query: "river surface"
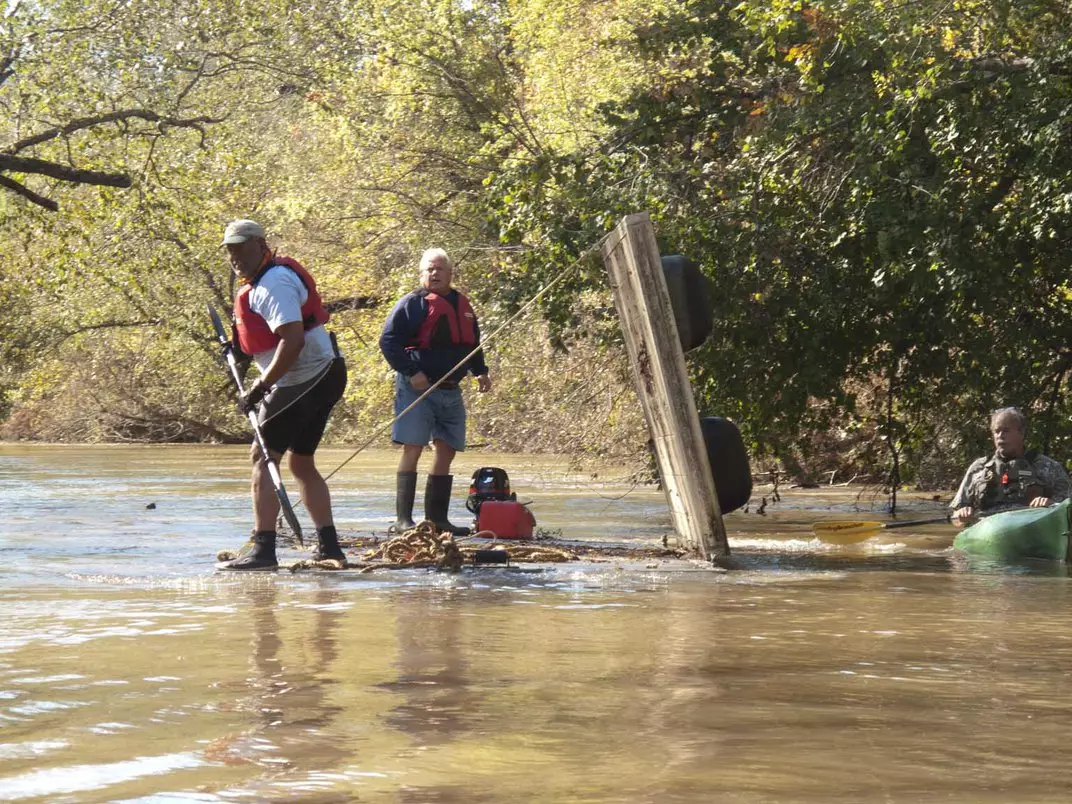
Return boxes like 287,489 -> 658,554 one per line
2,444 -> 1072,803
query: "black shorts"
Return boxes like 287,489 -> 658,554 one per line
257,359 -> 347,456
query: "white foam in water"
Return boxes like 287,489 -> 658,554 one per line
0,740 -> 68,760
729,537 -> 842,551
0,751 -> 204,799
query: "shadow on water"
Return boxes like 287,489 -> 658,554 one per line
726,546 -> 1071,578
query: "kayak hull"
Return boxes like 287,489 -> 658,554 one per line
953,499 -> 1071,562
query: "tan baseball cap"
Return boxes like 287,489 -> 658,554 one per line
221,219 -> 266,246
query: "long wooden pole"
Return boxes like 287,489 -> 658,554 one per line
601,213 -> 729,561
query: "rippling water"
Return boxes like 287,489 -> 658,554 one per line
3,444 -> 1072,803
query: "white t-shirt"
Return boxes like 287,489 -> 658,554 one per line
248,265 -> 334,387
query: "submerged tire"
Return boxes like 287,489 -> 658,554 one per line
700,416 -> 752,514
661,255 -> 714,352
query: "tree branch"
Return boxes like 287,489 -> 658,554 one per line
0,174 -> 58,210
0,51 -> 16,89
323,296 -> 381,313
0,153 -> 131,186
53,319 -> 163,346
4,109 -> 221,153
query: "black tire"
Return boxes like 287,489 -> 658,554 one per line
700,416 -> 752,514
661,255 -> 714,352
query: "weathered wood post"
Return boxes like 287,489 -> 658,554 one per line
601,212 -> 729,562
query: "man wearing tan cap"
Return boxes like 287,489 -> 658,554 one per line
218,219 -> 347,570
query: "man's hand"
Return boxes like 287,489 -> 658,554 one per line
409,372 -> 430,391
477,374 -> 492,393
952,506 -> 975,528
238,380 -> 268,414
228,325 -> 250,361
1030,496 -> 1052,508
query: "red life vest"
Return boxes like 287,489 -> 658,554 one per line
233,256 -> 329,355
407,291 -> 477,350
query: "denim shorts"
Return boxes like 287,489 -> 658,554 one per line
392,373 -> 467,451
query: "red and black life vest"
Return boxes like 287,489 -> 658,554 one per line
233,256 -> 329,355
406,291 -> 477,350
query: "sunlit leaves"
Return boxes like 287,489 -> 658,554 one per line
4,0 -> 1072,480
486,0 -> 1072,480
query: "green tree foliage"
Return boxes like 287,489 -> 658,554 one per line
486,0 -> 1072,483
3,0 -> 1072,488
0,0 -> 362,434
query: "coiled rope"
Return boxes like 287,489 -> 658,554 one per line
216,521 -> 687,572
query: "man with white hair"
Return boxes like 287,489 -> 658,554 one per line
217,218 -> 348,569
951,406 -> 1070,527
379,248 -> 491,535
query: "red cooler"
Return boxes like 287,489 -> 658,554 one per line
477,501 -> 536,540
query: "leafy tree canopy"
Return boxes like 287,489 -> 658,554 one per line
3,0 -> 1072,490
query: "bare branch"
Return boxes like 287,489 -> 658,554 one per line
323,296 -> 381,314
0,52 -> 16,88
55,319 -> 163,343
0,153 -> 131,186
0,173 -> 58,210
4,109 -> 222,154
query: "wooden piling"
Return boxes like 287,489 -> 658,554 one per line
601,213 -> 729,561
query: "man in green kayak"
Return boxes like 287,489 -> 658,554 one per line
951,407 -> 1071,527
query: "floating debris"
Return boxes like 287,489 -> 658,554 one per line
217,520 -> 689,573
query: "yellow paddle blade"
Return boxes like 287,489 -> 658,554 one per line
811,520 -> 884,544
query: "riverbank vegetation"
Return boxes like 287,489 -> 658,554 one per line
3,0 -> 1071,490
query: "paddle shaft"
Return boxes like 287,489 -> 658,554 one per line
811,507 -> 1022,543
886,507 -> 1023,529
881,515 -> 952,530
208,305 -> 304,545
825,507 -> 1014,533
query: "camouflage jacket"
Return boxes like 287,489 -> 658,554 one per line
950,451 -> 1071,511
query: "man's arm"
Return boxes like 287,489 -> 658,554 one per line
950,459 -> 986,526
1040,456 -> 1071,504
468,316 -> 489,378
242,272 -> 307,404
950,459 -> 984,510
257,322 -> 305,388
379,294 -> 423,376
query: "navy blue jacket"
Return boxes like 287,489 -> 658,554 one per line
379,289 -> 488,384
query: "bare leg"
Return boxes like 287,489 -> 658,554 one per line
218,447 -> 283,571
430,439 -> 456,475
288,452 -> 332,529
399,443 -> 425,473
251,444 -> 282,531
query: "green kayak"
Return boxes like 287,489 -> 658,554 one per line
953,499 -> 1072,562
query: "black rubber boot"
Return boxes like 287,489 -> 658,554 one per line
390,471 -> 418,533
221,530 -> 278,571
312,525 -> 346,563
424,474 -> 471,537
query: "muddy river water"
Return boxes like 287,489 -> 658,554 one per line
2,444 -> 1072,803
